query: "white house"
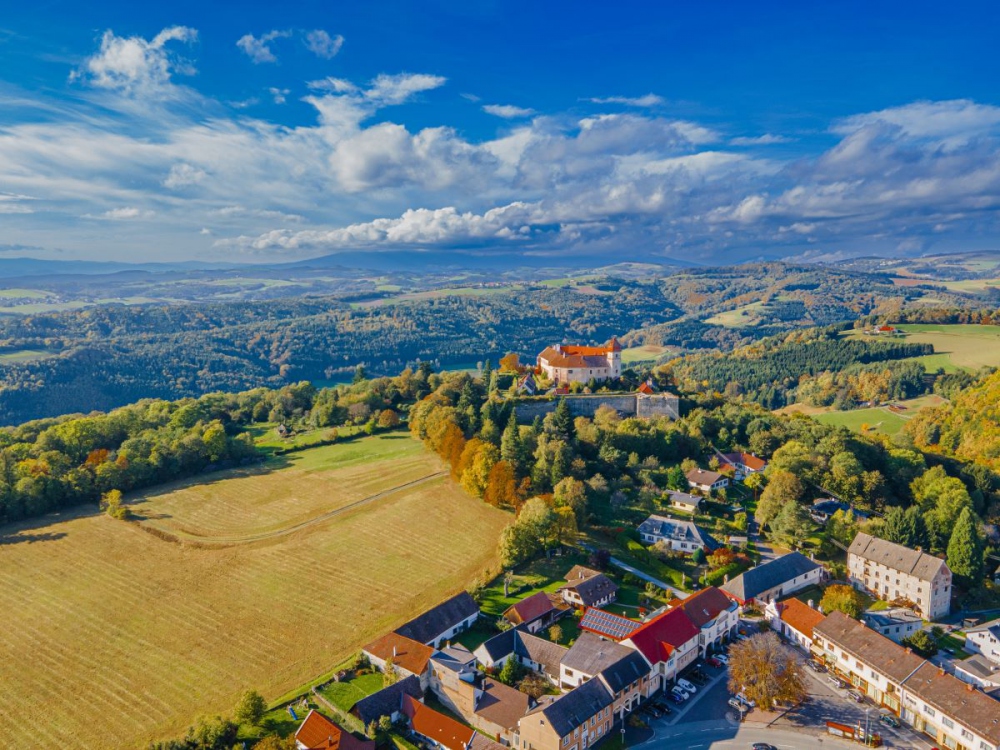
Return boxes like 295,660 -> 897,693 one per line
720,552 -> 825,606
665,490 -> 702,513
686,468 -> 729,493
847,532 -> 951,620
637,514 -> 719,553
765,597 -> 825,654
965,617 -> 1000,664
863,608 -> 923,644
395,592 -> 480,648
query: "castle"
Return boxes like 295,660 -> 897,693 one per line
537,337 -> 622,385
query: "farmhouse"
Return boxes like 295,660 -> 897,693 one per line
965,617 -> 1000,664
862,608 -> 923,644
558,566 -> 618,609
718,452 -> 767,480
637,514 -> 719,552
395,592 -> 480,648
474,629 -> 568,685
352,676 -> 424,726
502,591 -> 570,633
295,710 -> 376,750
765,598 -> 825,653
537,338 -> 622,385
685,468 -> 729,493
720,552 -> 825,606
664,490 -> 702,513
363,632 -> 434,689
847,532 -> 952,620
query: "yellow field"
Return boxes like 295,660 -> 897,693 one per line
0,435 -> 509,748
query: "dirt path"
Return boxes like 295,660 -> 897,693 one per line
138,471 -> 448,546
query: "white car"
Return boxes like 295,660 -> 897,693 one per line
677,678 -> 697,694
736,692 -> 756,708
715,653 -> 729,665
670,686 -> 689,701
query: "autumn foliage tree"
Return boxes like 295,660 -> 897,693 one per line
727,632 -> 805,710
820,584 -> 868,618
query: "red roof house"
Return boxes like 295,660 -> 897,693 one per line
621,606 -> 699,666
295,710 -> 376,750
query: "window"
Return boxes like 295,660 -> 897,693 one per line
563,738 -> 569,747
924,705 -> 936,718
943,717 -> 954,729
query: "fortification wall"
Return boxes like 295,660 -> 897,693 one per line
513,393 -> 680,422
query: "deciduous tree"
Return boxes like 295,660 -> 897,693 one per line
727,632 -> 805,710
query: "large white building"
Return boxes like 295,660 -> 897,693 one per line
847,532 -> 951,620
966,617 -> 1000,664
537,338 -> 622,385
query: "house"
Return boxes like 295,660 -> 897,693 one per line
664,490 -> 702,514
518,372 -> 537,396
637,514 -> 719,553
720,552 -> 825,606
352,676 -> 425,727
536,338 -> 622,385
396,592 -> 480,648
430,662 -> 531,743
718,452 -> 767,480
503,591 -> 570,633
637,380 -> 656,395
429,644 -> 479,699
765,598 -> 825,653
474,629 -> 568,685
402,693 -> 475,750
863,608 -> 923,644
954,653 -> 1000,691
810,498 -> 870,525
559,632 -> 643,690
559,566 -> 618,609
363,632 -> 434,689
295,710 -> 377,750
966,617 -> 1000,664
685,468 -> 729,493
672,586 -> 739,656
620,605 -> 700,684
513,677 -> 616,750
579,608 -> 641,642
847,532 -> 952,620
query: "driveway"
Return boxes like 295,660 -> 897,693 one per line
579,542 -> 688,600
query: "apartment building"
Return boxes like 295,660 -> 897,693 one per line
847,532 -> 951,620
513,678 -> 615,750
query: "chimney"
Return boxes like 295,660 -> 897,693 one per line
967,682 -> 975,692
393,645 -> 398,658
939,666 -> 946,676
808,599 -> 815,610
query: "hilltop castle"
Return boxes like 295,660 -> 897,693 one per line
537,337 -> 622,385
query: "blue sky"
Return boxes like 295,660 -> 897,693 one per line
1,0 -> 999,264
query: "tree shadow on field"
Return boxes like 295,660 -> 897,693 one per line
0,530 -> 68,546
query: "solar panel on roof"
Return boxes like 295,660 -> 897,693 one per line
580,608 -> 640,641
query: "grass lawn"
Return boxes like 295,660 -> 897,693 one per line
250,422 -> 364,452
844,323 -> 1000,372
812,394 -> 948,437
0,435 -> 509,748
318,672 -> 386,711
0,348 -> 57,363
791,584 -> 827,607
621,345 -> 677,365
478,552 -> 588,619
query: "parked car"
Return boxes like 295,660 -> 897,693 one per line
728,698 -> 744,710
677,678 -> 698,693
807,660 -> 826,673
827,675 -> 848,689
706,657 -> 723,668
715,653 -> 729,665
670,686 -> 689,701
736,693 -> 756,708
688,672 -> 708,685
657,703 -> 673,716
847,690 -> 865,703
752,744 -> 775,750
646,706 -> 663,719
879,714 -> 900,728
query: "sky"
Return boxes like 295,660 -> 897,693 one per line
1,0 -> 1000,265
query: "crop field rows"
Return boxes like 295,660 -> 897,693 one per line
0,435 -> 509,748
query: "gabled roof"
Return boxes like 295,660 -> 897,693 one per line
719,452 -> 767,472
966,616 -> 1000,640
432,644 -> 477,675
622,606 -> 699,665
504,591 -> 567,626
528,677 -> 614,737
363,632 -> 434,676
637,514 -> 720,551
597,650 -> 651,693
720,552 -> 821,603
564,565 -> 600,582
776,598 -> 825,639
686,468 -> 724,485
559,573 -> 618,608
561,632 -> 637,677
514,631 -> 568,676
847,532 -> 949,582
403,694 -> 475,750
395,592 -> 479,645
296,710 -> 376,750
904,661 -> 1000,745
476,628 -> 518,663
474,677 -> 531,731
352,675 -> 424,726
813,611 -> 925,684
674,586 -> 736,628
580,608 -> 641,641
665,490 -> 702,508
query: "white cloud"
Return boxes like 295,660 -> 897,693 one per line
364,73 -> 446,105
73,26 -> 197,94
730,134 -> 794,146
304,30 -> 344,59
307,77 -> 358,94
269,87 -> 291,104
833,99 -> 1000,142
483,104 -> 535,119
0,193 -> 34,214
589,94 -> 665,107
236,30 -> 291,64
163,163 -> 206,189
86,207 -> 154,220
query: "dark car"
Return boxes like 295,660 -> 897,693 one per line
847,690 -> 865,703
879,714 -> 900,728
669,692 -> 684,704
752,744 -> 776,750
807,660 -> 826,673
657,703 -> 673,715
706,657 -> 723,668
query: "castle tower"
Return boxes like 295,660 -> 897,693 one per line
606,337 -> 622,377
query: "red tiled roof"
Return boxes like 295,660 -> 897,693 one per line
777,598 -> 825,639
362,632 -> 434,676
538,338 -> 621,369
504,591 -> 565,625
403,694 -> 475,750
623,606 -> 699,665
675,586 -> 733,629
720,452 -> 767,472
638,382 -> 655,395
296,710 -> 376,750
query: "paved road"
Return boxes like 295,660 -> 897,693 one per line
578,543 -> 689,600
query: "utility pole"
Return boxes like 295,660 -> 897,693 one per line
620,704 -> 626,749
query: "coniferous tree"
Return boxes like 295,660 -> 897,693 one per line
881,506 -> 909,544
501,412 -> 524,470
903,506 -> 929,549
947,507 -> 985,589
550,398 -> 575,442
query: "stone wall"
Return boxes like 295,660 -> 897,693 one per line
513,392 -> 680,422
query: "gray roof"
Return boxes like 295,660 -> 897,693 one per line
966,616 -> 1000,639
686,468 -> 724,485
531,678 -> 614,737
395,592 -> 479,645
432,644 -> 477,674
352,675 -> 423,725
720,552 -> 821,602
560,632 -> 637,677
597,650 -> 650,693
637,514 -> 719,551
514,632 -> 568,676
476,627 -> 518,663
848,532 -> 948,583
954,653 -> 1000,683
863,608 -> 922,629
560,573 -> 618,608
666,490 -> 702,507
